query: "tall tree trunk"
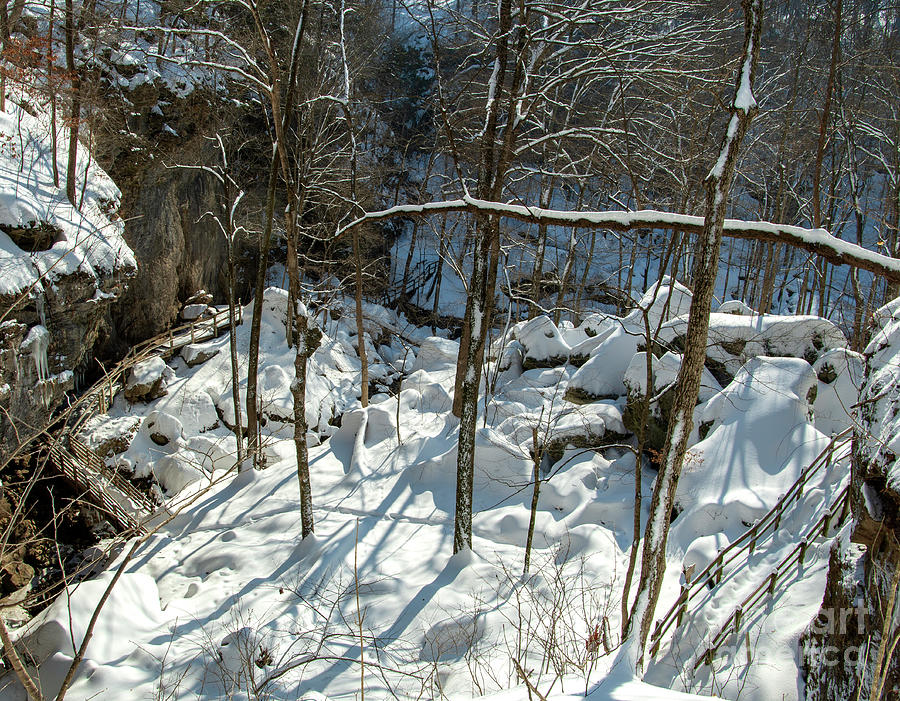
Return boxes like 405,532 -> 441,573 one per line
64,0 -> 80,207
624,0 -> 762,671
431,220 -> 447,332
353,227 -> 369,408
453,212 -> 495,552
293,313 -> 320,538
246,152 -> 279,467
223,173 -> 244,465
810,0 -> 841,317
48,0 -> 59,188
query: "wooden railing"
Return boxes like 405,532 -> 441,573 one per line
647,428 -> 853,665
47,439 -> 151,533
46,305 -> 240,530
69,306 -> 239,434
381,259 -> 440,307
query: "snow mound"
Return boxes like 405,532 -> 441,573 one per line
412,336 -> 459,372
566,326 -> 640,401
125,356 -> 172,402
517,315 -> 571,367
675,356 -> 827,543
143,410 -> 184,445
623,351 -> 721,403
717,299 -> 755,315
623,277 -> 693,330
812,348 -> 864,436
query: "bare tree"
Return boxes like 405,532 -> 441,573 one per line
623,0 -> 762,669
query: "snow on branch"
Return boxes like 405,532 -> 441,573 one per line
336,195 -> 900,283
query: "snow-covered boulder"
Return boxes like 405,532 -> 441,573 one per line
622,350 -> 721,450
412,336 -> 459,372
153,452 -> 205,494
125,357 -> 172,402
517,316 -> 570,369
682,532 -> 731,583
659,311 -> 847,385
76,415 -> 141,457
812,348 -> 864,436
565,326 -> 639,402
142,410 -> 184,446
623,277 -> 693,330
181,342 -> 219,368
257,364 -> 294,422
717,299 -> 755,316
184,435 -> 237,474
181,303 -> 209,321
155,389 -> 220,436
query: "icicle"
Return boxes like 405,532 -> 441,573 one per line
31,286 -> 47,327
21,325 -> 51,407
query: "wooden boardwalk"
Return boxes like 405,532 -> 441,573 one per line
48,307 -> 240,532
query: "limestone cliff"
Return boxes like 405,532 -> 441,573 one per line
0,101 -> 136,463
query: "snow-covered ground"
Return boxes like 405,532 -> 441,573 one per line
2,279 -> 863,700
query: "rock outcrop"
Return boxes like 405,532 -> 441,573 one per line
0,102 -> 136,463
803,300 -> 900,700
93,64 -> 260,347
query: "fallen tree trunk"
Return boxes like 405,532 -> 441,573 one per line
337,197 -> 900,284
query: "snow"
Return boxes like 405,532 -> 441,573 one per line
623,351 -> 721,404
658,310 -> 846,382
811,348 -> 864,437
859,300 -> 900,492
126,356 -> 170,393
517,315 -> 571,363
0,101 -> 135,298
5,280 -> 866,701
566,327 -> 639,399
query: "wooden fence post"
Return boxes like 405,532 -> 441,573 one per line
839,488 -> 851,524
822,511 -> 833,538
677,584 -> 688,627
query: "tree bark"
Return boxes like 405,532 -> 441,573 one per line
293,317 -> 321,538
246,151 -> 279,466
64,0 -> 80,207
624,0 -> 762,671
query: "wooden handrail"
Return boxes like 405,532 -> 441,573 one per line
34,306 -> 240,535
649,430 -> 852,659
680,484 -> 851,669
